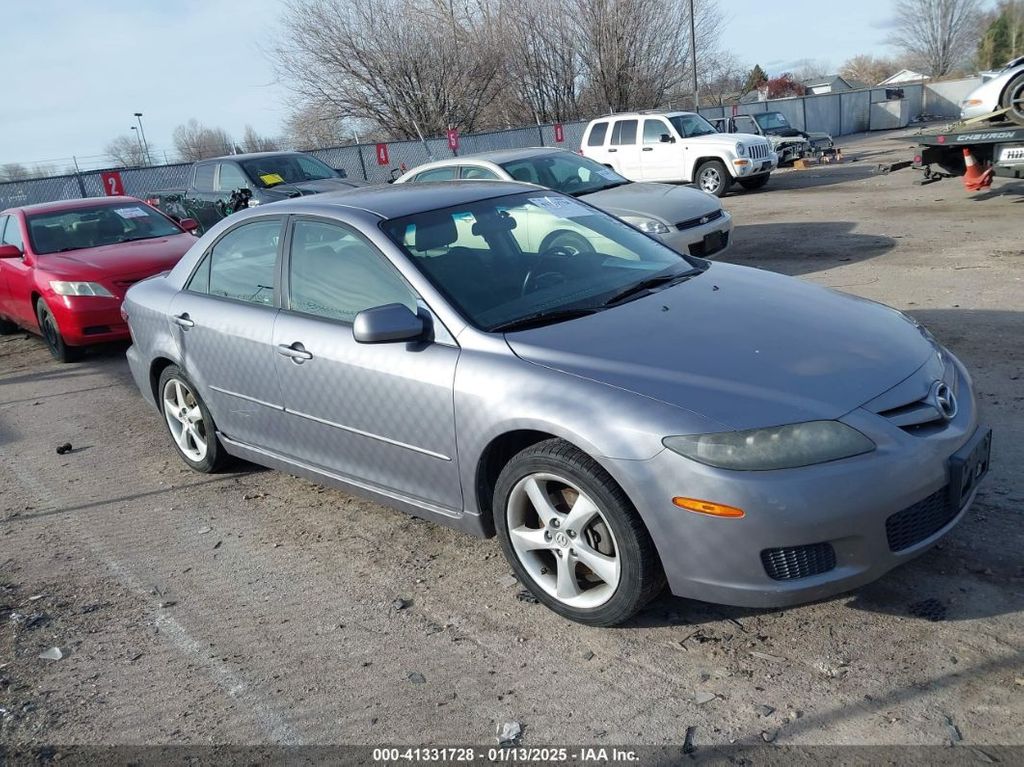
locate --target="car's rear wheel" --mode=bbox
[1001,72,1024,126]
[35,300,82,363]
[739,174,771,191]
[494,439,664,626]
[695,160,732,197]
[158,365,225,473]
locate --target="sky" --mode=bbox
[3,0,909,168]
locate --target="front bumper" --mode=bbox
[50,295,129,346]
[605,366,984,608]
[659,210,733,259]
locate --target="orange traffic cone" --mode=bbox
[962,148,994,192]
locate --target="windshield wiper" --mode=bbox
[601,268,701,307]
[569,180,630,197]
[117,235,161,243]
[490,307,599,333]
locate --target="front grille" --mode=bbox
[886,486,958,552]
[688,231,729,258]
[747,142,771,161]
[761,543,836,581]
[676,208,723,231]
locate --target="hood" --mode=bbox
[765,127,806,139]
[506,263,935,431]
[691,132,767,148]
[580,182,720,223]
[264,178,365,198]
[40,234,194,280]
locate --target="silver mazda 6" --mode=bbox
[123,182,991,626]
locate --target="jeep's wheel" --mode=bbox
[695,160,732,197]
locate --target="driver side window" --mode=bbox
[216,163,248,193]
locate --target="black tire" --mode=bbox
[1000,72,1024,127]
[35,299,82,363]
[739,174,771,191]
[695,160,732,197]
[494,439,665,626]
[539,229,595,255]
[0,317,18,335]
[157,365,226,473]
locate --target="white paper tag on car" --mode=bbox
[528,196,592,219]
[114,207,149,219]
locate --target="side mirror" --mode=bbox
[333,168,348,178]
[353,303,425,344]
[660,134,675,143]
[178,218,200,234]
[0,244,22,259]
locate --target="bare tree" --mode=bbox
[172,119,235,161]
[105,134,149,167]
[890,0,982,77]
[699,51,747,106]
[241,125,280,153]
[283,102,364,148]
[275,0,504,139]
[0,163,30,182]
[840,54,904,86]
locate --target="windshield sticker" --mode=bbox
[527,195,592,218]
[113,207,148,219]
[260,173,284,186]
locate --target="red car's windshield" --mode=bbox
[27,203,183,255]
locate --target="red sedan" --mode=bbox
[0,197,198,362]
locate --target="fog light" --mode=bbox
[673,497,745,518]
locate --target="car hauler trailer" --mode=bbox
[913,111,1024,186]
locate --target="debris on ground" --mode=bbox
[515,590,539,604]
[909,598,947,622]
[582,650,595,661]
[945,715,963,743]
[55,443,72,455]
[756,704,776,717]
[750,651,786,663]
[761,729,779,743]
[815,660,850,678]
[158,600,177,608]
[392,598,412,611]
[197,526,213,535]
[680,629,719,646]
[694,691,716,705]
[38,647,64,661]
[682,725,697,754]
[408,672,426,684]
[27,594,45,602]
[497,721,522,746]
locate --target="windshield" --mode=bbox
[239,154,338,188]
[381,191,702,332]
[27,203,183,255]
[669,113,718,138]
[499,153,629,196]
[754,112,791,131]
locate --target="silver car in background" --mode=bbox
[395,148,733,259]
[123,182,990,626]
[961,55,1024,125]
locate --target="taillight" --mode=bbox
[146,197,159,206]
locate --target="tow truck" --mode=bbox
[912,108,1024,185]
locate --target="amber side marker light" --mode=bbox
[673,497,745,518]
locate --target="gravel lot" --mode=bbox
[1,128,1021,753]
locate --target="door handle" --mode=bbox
[642,147,653,151]
[172,313,194,329]
[608,148,618,153]
[277,342,313,362]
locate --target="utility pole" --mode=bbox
[134,112,152,165]
[131,126,145,164]
[690,0,699,111]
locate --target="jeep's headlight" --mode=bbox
[50,281,114,297]
[663,421,875,471]
[622,215,671,235]
[735,142,747,157]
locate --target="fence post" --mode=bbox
[356,144,368,181]
[537,123,545,147]
[72,156,87,197]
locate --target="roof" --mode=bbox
[265,180,539,219]
[419,147,566,166]
[803,75,851,88]
[589,111,694,119]
[196,151,307,163]
[877,69,930,85]
[3,196,144,215]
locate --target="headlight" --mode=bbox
[663,421,875,471]
[622,215,671,235]
[247,197,261,206]
[735,142,747,157]
[50,281,114,297]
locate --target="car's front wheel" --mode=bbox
[35,299,82,363]
[494,439,664,626]
[695,160,732,197]
[739,174,771,191]
[158,365,225,473]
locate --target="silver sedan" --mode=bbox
[395,148,733,259]
[123,182,990,626]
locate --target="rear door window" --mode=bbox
[200,218,282,306]
[587,122,609,146]
[193,164,215,193]
[461,165,500,180]
[413,167,458,182]
[611,120,638,146]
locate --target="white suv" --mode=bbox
[580,111,777,197]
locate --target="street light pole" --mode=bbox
[130,126,145,165]
[133,112,151,165]
[690,0,699,111]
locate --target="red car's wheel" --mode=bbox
[35,299,82,363]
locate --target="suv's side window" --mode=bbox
[216,163,248,193]
[288,220,416,323]
[734,116,757,134]
[587,122,609,146]
[189,218,281,305]
[193,164,216,193]
[611,119,638,146]
[413,167,457,182]
[643,119,671,144]
[0,216,22,251]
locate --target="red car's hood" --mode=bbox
[39,234,195,280]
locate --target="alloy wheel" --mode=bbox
[162,378,208,462]
[699,167,722,194]
[506,472,621,608]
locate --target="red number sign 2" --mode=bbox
[100,171,124,196]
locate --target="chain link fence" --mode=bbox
[0,79,977,210]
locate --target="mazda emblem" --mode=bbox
[929,381,957,421]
